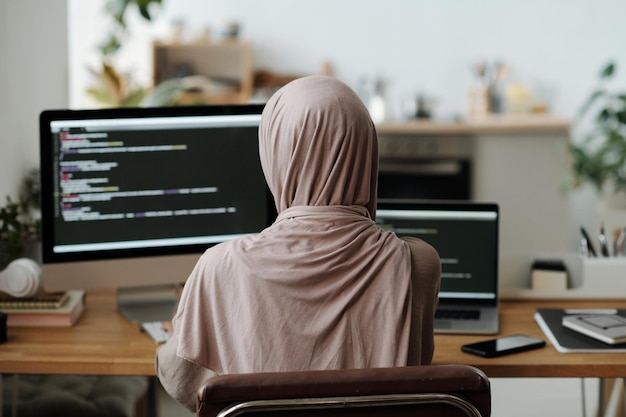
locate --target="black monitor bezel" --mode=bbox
[39,104,273,265]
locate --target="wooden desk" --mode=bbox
[2,291,626,379]
[0,290,157,376]
[433,298,626,378]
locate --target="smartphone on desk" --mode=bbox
[461,334,546,358]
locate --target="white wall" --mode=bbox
[65,0,625,263]
[2,1,625,198]
[69,0,626,123]
[0,0,68,199]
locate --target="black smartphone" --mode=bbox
[461,334,546,358]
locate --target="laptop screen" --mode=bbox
[376,200,499,304]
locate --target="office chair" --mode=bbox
[196,364,491,417]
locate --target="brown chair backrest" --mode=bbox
[196,365,490,417]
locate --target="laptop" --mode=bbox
[377,199,500,334]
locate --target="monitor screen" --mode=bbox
[39,105,273,296]
[376,199,499,305]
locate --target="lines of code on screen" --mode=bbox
[52,123,266,250]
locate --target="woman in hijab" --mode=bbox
[156,75,441,412]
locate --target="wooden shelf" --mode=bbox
[377,114,570,136]
[153,40,253,104]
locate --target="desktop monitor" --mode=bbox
[39,104,273,321]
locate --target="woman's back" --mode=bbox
[156,75,440,412]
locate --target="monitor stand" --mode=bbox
[116,284,181,323]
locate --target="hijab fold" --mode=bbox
[173,76,413,374]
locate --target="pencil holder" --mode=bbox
[504,253,626,299]
[535,253,626,298]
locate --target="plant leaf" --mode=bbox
[100,34,121,57]
[140,79,185,107]
[596,108,612,123]
[85,87,117,107]
[578,89,605,118]
[132,0,162,21]
[121,88,147,107]
[105,0,130,27]
[600,62,616,79]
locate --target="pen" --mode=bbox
[579,236,589,257]
[599,223,610,257]
[615,227,626,257]
[580,226,597,257]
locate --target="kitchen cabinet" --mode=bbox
[153,40,253,104]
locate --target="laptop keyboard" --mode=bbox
[435,309,481,320]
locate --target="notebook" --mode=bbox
[377,199,500,334]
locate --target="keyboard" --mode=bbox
[435,309,481,320]
[141,321,171,343]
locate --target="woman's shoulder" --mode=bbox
[399,236,440,271]
[196,233,262,265]
[399,236,438,255]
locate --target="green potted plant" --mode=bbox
[87,0,184,107]
[569,61,626,194]
[0,169,41,270]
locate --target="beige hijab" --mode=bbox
[173,75,413,374]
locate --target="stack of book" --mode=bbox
[0,290,86,327]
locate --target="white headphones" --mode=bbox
[0,258,42,298]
